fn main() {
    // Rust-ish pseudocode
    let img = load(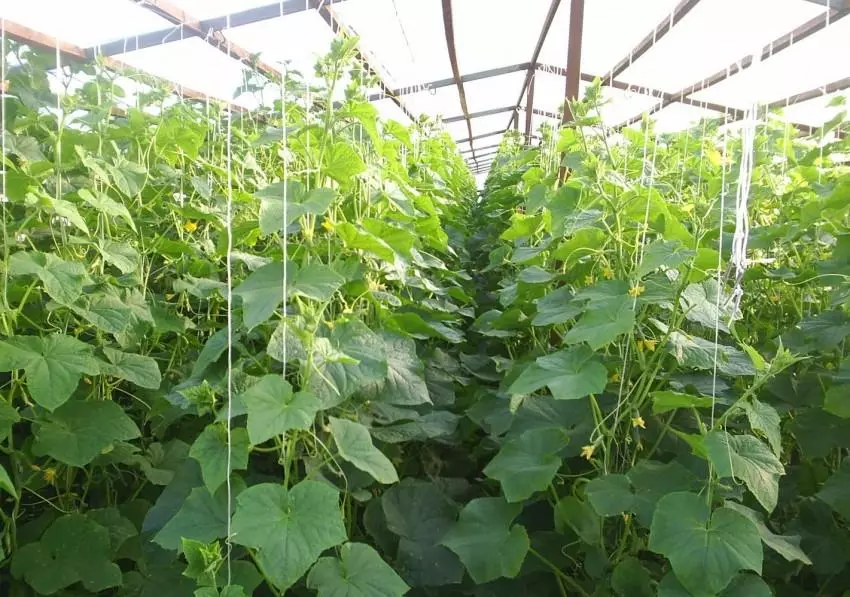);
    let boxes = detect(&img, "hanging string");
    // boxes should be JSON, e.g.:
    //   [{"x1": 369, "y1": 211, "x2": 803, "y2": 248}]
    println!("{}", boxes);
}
[
  {"x1": 280, "y1": 0, "x2": 289, "y2": 369},
  {"x1": 1, "y1": 19, "x2": 7, "y2": 316},
  {"x1": 728, "y1": 50, "x2": 761, "y2": 317},
  {"x1": 224, "y1": 13, "x2": 234, "y2": 588}
]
